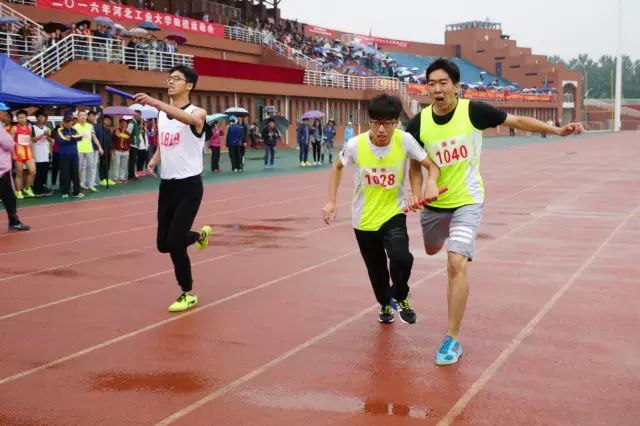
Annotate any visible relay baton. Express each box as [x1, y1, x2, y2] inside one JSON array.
[[403, 187, 448, 213], [106, 86, 136, 100]]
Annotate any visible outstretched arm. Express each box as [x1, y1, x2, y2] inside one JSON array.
[[503, 114, 584, 136], [133, 93, 206, 134]]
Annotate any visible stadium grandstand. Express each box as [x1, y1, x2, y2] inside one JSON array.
[[0, 0, 595, 142]]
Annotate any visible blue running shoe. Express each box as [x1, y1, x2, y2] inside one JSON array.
[[434, 335, 463, 365]]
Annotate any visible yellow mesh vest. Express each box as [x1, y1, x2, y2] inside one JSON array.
[[419, 99, 484, 208], [352, 130, 406, 231]]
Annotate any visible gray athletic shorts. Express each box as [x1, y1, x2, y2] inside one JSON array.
[[419, 203, 484, 260]]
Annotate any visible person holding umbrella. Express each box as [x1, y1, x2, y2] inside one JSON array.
[[261, 118, 280, 169]]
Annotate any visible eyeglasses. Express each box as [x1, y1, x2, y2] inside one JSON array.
[[369, 120, 397, 129], [166, 76, 186, 84]]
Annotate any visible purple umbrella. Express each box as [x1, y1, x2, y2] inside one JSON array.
[[167, 34, 187, 45], [103, 106, 134, 116], [301, 110, 324, 120]]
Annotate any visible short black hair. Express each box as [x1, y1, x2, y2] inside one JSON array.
[[169, 65, 198, 89], [16, 109, 28, 117], [367, 94, 402, 121], [35, 109, 47, 118], [426, 58, 460, 84], [88, 110, 97, 116]]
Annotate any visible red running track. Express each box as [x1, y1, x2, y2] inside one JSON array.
[[0, 133, 638, 425]]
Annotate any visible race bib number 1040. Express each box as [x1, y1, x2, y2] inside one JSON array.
[[430, 137, 470, 167]]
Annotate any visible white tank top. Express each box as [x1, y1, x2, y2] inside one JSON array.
[[158, 104, 205, 180]]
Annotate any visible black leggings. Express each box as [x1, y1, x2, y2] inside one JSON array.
[[210, 146, 220, 170], [156, 175, 204, 292], [354, 214, 414, 307], [0, 173, 19, 225], [311, 141, 321, 162]]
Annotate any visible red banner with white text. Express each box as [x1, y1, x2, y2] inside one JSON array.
[[37, 0, 224, 37]]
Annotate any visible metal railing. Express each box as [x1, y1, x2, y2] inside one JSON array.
[[223, 24, 263, 45], [202, 0, 241, 25], [224, 24, 420, 110], [24, 34, 193, 77], [0, 1, 45, 39], [0, 31, 46, 58], [303, 69, 409, 93], [5, 0, 36, 5]]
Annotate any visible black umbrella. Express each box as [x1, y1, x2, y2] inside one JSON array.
[[260, 115, 290, 136], [42, 22, 69, 33], [76, 20, 91, 29]]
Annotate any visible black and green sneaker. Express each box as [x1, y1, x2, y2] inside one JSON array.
[[391, 298, 417, 324], [378, 305, 394, 324]]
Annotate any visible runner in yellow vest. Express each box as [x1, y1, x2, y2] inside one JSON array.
[[322, 94, 442, 324], [406, 58, 584, 365]]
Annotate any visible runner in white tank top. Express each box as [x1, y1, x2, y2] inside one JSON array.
[[134, 65, 212, 313]]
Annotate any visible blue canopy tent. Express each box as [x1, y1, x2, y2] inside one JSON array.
[[0, 53, 101, 107]]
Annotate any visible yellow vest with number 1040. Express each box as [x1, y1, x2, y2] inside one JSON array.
[[352, 129, 406, 231], [420, 99, 484, 209]]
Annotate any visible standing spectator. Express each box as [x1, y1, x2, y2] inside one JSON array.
[[111, 118, 131, 182], [74, 110, 103, 192], [146, 119, 158, 176], [55, 112, 84, 199], [296, 117, 311, 166], [321, 119, 336, 164], [209, 120, 224, 172], [50, 120, 61, 190], [311, 118, 323, 165], [249, 121, 259, 149], [261, 119, 280, 169], [9, 110, 35, 199], [239, 116, 249, 167], [225, 116, 243, 172], [136, 118, 149, 177], [0, 102, 30, 231], [344, 121, 355, 144], [127, 112, 142, 179], [31, 110, 53, 195], [93, 112, 115, 186]]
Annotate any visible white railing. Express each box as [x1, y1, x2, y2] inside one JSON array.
[[202, 0, 241, 25], [223, 23, 419, 111], [0, 1, 45, 39], [24, 34, 193, 77], [223, 25, 262, 45], [5, 0, 36, 5], [0, 31, 46, 58], [304, 69, 409, 92]]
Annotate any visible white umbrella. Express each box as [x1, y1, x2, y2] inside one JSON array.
[[224, 107, 249, 116], [128, 28, 148, 36], [130, 103, 159, 119]]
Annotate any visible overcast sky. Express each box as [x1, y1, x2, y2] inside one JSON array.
[[280, 0, 639, 61]]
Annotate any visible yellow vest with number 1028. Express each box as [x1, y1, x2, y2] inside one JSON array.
[[419, 99, 484, 209], [352, 129, 406, 231]]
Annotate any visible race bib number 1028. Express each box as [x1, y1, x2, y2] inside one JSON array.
[[362, 167, 399, 189]]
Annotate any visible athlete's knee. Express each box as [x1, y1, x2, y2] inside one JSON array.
[[425, 244, 443, 256], [389, 248, 413, 266], [447, 253, 468, 279]]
